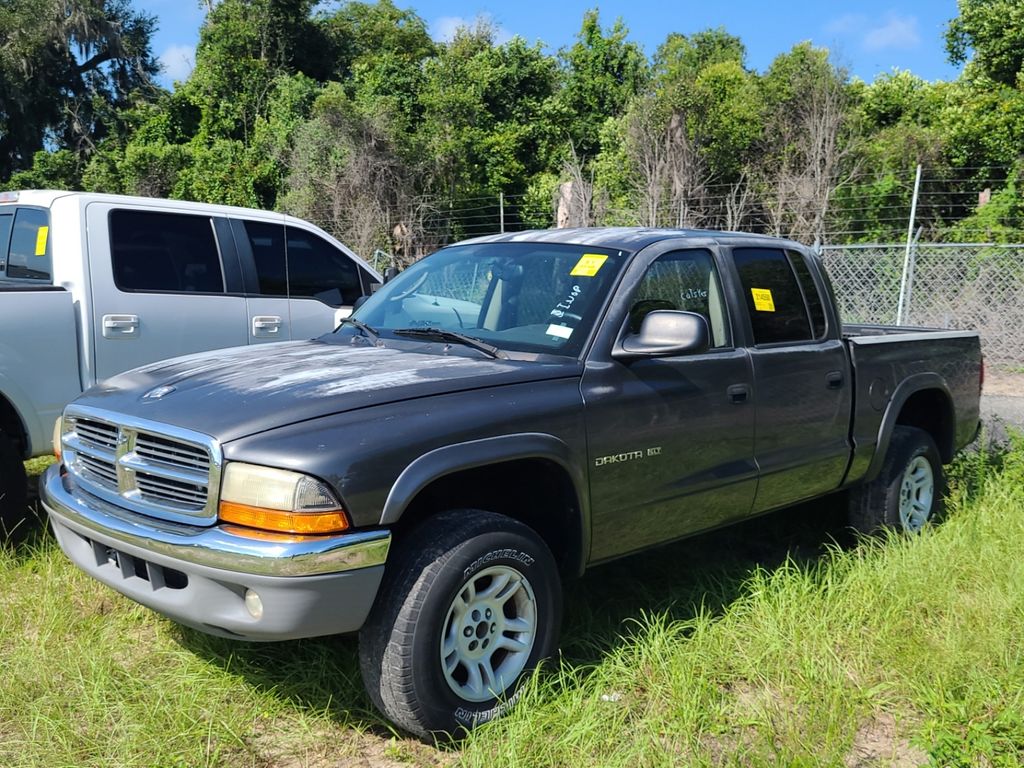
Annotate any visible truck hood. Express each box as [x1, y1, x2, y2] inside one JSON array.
[[76, 340, 581, 443]]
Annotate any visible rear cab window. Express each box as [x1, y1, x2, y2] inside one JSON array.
[[109, 209, 224, 293], [732, 247, 827, 345], [1, 207, 52, 282]]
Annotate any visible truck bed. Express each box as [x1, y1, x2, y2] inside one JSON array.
[[0, 286, 83, 456], [841, 323, 982, 486]]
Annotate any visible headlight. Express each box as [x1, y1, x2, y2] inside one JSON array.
[[218, 463, 350, 534], [53, 417, 64, 460]]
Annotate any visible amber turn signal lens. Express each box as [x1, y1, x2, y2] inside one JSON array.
[[218, 500, 350, 535]]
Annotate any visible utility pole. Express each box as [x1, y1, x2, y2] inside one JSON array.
[[499, 191, 505, 234]]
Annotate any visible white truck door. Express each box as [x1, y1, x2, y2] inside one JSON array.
[[230, 217, 294, 344], [282, 224, 373, 340], [86, 203, 248, 382], [232, 218, 375, 342]]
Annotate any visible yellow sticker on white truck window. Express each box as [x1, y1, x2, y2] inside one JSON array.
[[751, 288, 775, 312], [570, 253, 608, 277], [35, 226, 48, 256]]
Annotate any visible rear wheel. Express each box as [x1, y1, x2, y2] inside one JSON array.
[[359, 510, 562, 739], [0, 433, 28, 541], [848, 426, 943, 534]]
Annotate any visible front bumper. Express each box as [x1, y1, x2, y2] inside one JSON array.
[[41, 465, 390, 641]]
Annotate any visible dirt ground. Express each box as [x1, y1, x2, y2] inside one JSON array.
[[983, 370, 1024, 398]]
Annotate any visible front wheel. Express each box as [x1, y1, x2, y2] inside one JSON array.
[[848, 426, 944, 534], [359, 510, 562, 739]]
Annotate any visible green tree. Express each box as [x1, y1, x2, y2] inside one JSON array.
[[0, 0, 158, 181], [556, 10, 648, 159], [946, 0, 1024, 86], [418, 23, 561, 229]]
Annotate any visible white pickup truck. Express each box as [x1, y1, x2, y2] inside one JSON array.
[[0, 190, 380, 535]]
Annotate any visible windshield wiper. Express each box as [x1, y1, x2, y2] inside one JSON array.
[[337, 317, 379, 341], [392, 327, 506, 359]]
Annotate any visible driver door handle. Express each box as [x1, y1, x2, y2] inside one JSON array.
[[727, 383, 750, 404]]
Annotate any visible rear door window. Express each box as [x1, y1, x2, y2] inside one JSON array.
[[787, 250, 827, 339], [109, 209, 224, 293], [284, 227, 363, 306], [732, 247, 813, 345], [6, 208, 52, 281]]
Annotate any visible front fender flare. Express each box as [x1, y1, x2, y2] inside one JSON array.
[[378, 433, 590, 575]]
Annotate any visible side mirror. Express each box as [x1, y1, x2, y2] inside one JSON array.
[[352, 295, 370, 311], [383, 266, 400, 284], [613, 310, 710, 360]]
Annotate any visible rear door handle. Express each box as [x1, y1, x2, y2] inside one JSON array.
[[252, 315, 282, 337], [727, 384, 750, 404], [102, 314, 139, 338], [826, 370, 845, 389]]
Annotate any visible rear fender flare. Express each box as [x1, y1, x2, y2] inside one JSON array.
[[865, 373, 953, 482]]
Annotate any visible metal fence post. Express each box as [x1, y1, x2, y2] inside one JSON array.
[[896, 164, 922, 325]]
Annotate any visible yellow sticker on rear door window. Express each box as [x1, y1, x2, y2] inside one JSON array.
[[570, 253, 608, 277], [35, 226, 49, 256], [751, 288, 775, 312]]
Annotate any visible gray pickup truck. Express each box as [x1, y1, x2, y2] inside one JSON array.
[[41, 228, 981, 738]]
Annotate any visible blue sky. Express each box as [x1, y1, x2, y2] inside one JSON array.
[[140, 0, 964, 88]]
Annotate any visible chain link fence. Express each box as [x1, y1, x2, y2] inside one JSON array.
[[819, 243, 1024, 369]]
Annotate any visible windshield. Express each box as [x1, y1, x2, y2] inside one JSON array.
[[347, 242, 629, 356]]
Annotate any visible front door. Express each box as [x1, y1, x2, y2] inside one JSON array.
[[583, 244, 758, 562], [87, 204, 248, 383]]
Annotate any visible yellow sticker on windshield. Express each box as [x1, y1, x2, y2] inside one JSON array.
[[34, 226, 48, 256], [751, 288, 775, 312], [570, 253, 608, 277]]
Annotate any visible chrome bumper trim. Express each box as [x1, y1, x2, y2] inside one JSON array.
[[41, 465, 390, 577]]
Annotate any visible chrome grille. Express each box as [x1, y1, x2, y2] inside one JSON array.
[[78, 453, 118, 488], [61, 406, 222, 525], [135, 433, 209, 472], [75, 419, 118, 451]]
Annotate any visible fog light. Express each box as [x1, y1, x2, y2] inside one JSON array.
[[244, 589, 263, 619]]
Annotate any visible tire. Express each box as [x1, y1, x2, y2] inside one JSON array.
[[359, 510, 562, 739], [848, 426, 944, 534], [0, 433, 29, 542]]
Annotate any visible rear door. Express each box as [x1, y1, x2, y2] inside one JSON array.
[[232, 219, 376, 342], [728, 246, 852, 512], [86, 204, 248, 381]]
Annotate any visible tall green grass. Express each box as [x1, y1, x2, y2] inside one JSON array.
[[458, 439, 1024, 766], [3, 440, 1023, 766]]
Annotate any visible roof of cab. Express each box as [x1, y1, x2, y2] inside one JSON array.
[[460, 226, 808, 252], [0, 190, 299, 225]]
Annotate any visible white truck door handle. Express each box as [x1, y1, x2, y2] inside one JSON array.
[[252, 315, 282, 337], [102, 314, 139, 338]]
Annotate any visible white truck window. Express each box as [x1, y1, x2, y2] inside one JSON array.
[[110, 210, 224, 293], [0, 212, 12, 273], [243, 220, 288, 295], [243, 221, 366, 307], [285, 227, 363, 307], [6, 208, 52, 281]]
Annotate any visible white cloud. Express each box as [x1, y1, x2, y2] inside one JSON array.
[[431, 15, 467, 42], [158, 43, 195, 83], [863, 13, 921, 51], [825, 13, 866, 36], [430, 14, 512, 45]]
